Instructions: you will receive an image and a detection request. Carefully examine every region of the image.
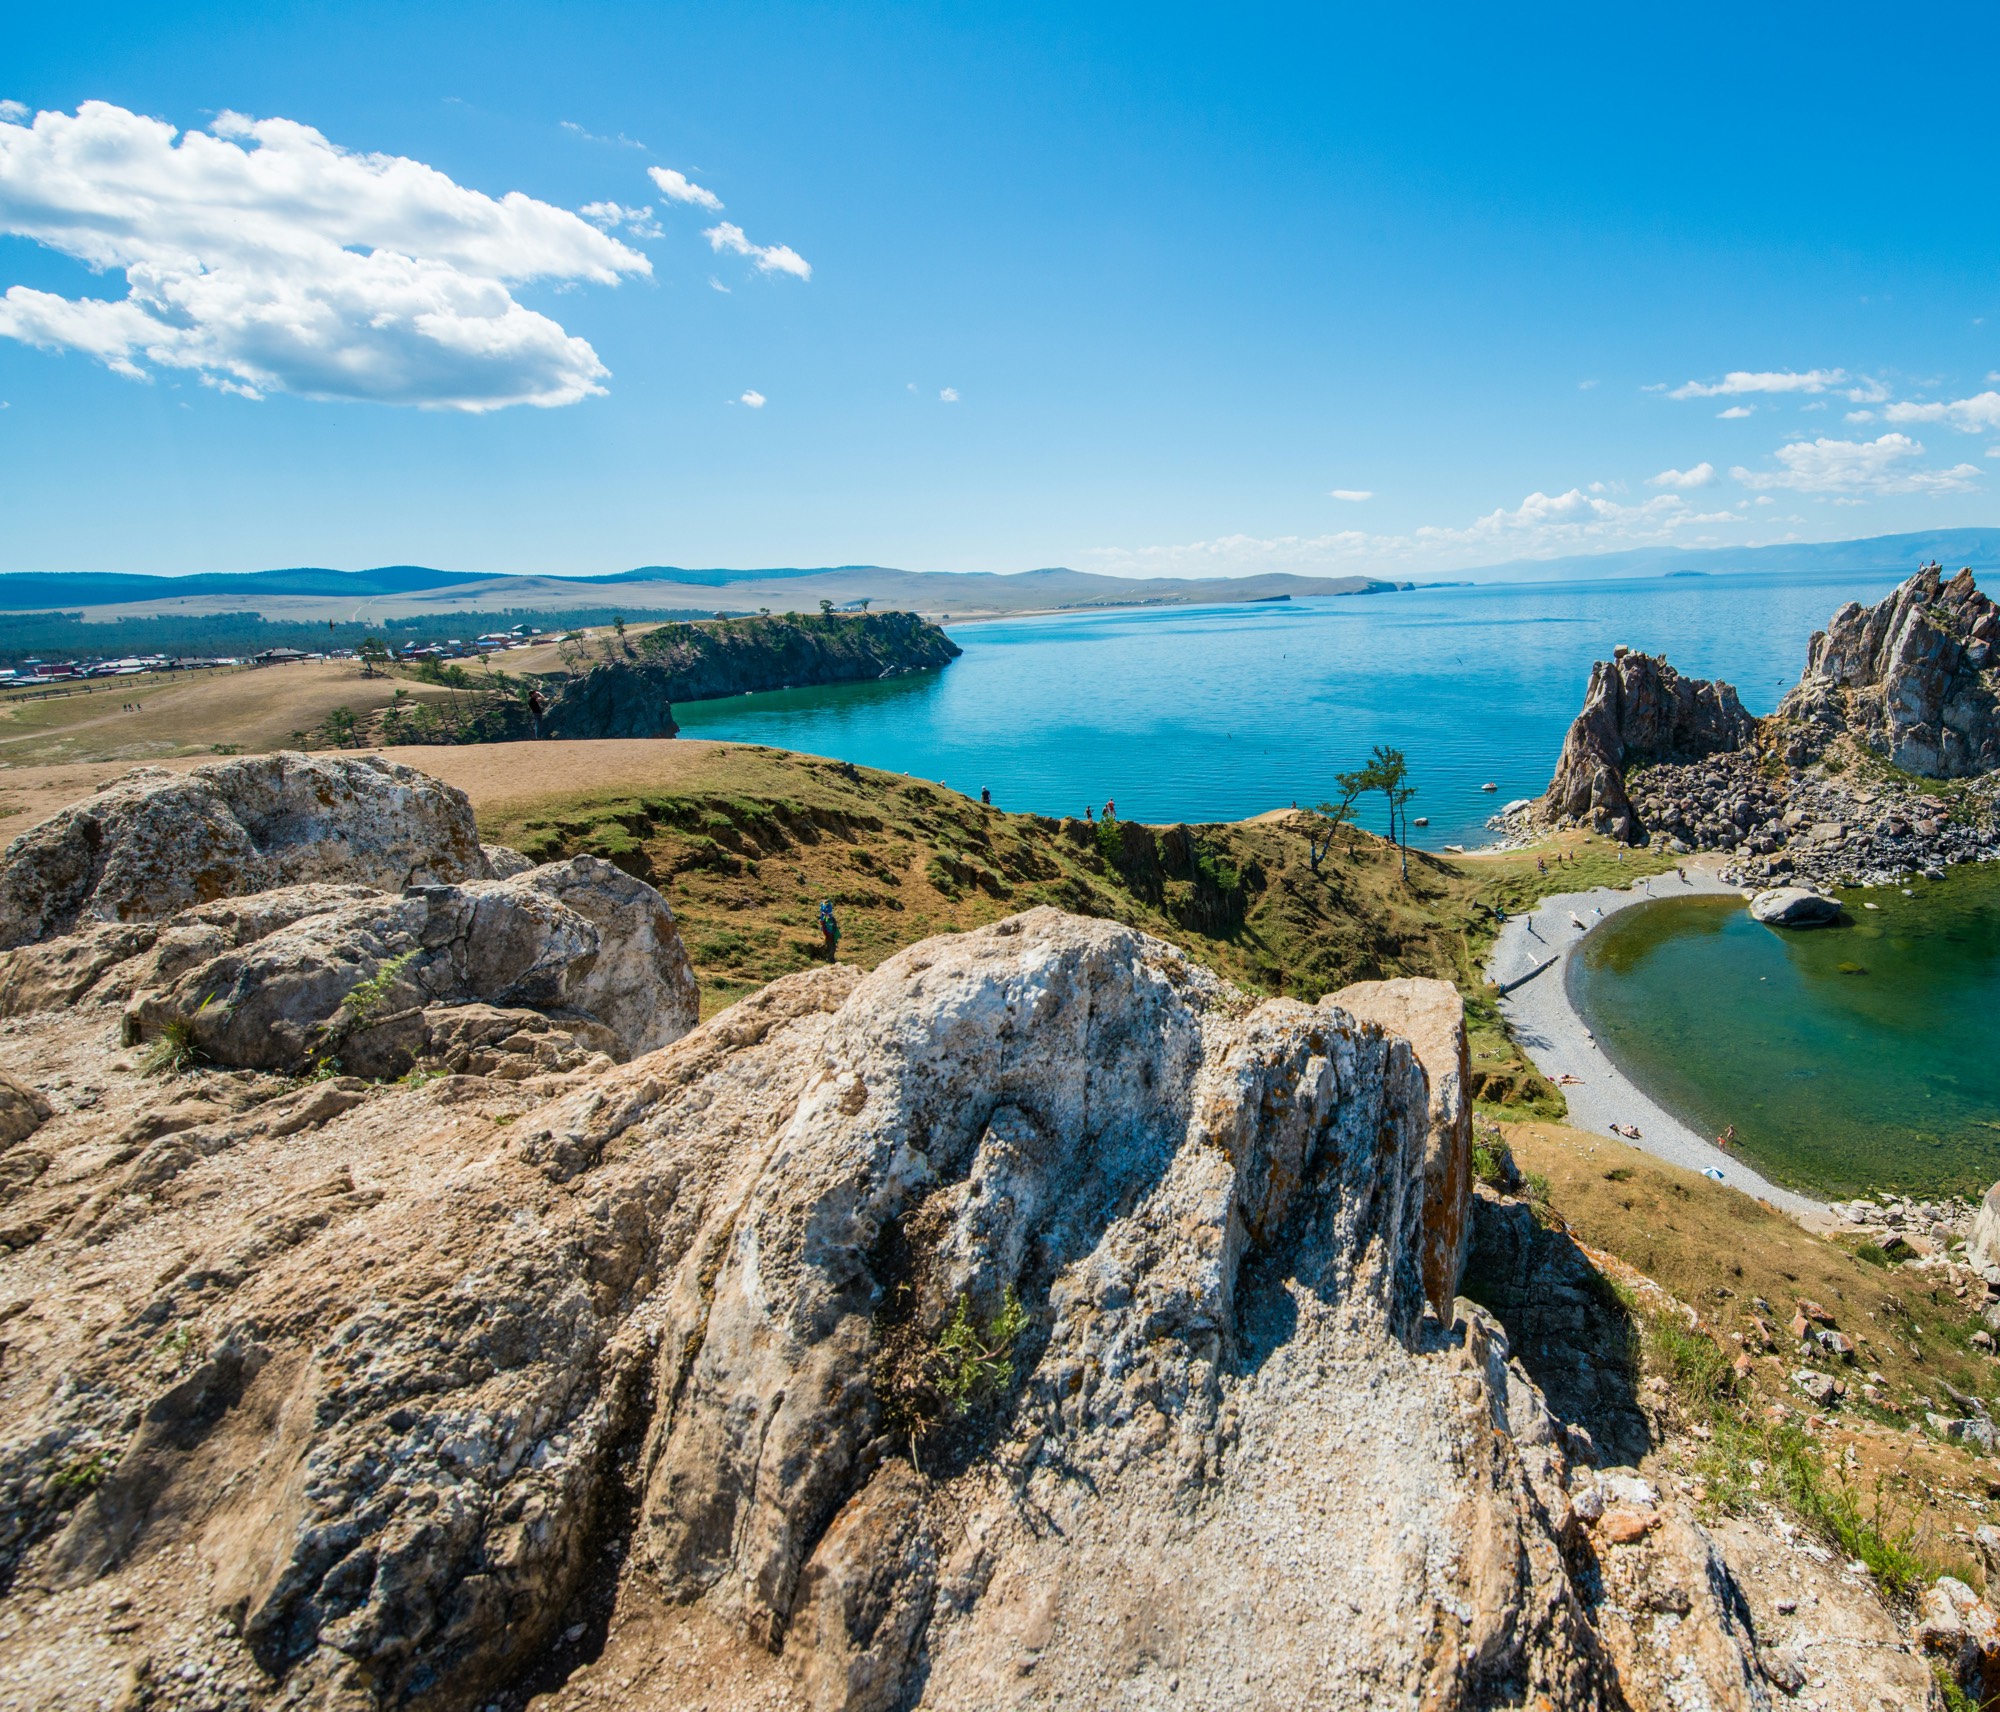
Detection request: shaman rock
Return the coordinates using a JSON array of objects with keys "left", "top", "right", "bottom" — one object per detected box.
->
[
  {"left": 1540, "top": 650, "right": 1757, "bottom": 842},
  {"left": 0, "top": 752, "right": 488, "bottom": 949}
]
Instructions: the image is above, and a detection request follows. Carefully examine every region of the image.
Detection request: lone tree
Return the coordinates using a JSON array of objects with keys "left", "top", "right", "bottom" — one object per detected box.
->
[
  {"left": 856, "top": 597, "right": 872, "bottom": 611},
  {"left": 1304, "top": 767, "right": 1370, "bottom": 873},
  {"left": 819, "top": 597, "right": 836, "bottom": 616},
  {"left": 357, "top": 636, "right": 389, "bottom": 678},
  {"left": 1366, "top": 744, "right": 1417, "bottom": 879}
]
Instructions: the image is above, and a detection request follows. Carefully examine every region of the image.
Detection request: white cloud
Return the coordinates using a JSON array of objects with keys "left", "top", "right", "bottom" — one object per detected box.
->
[
  {"left": 0, "top": 102, "right": 25, "bottom": 124},
  {"left": 0, "top": 101, "right": 648, "bottom": 409},
  {"left": 580, "top": 200, "right": 661, "bottom": 240},
  {"left": 738, "top": 389, "right": 765, "bottom": 408},
  {"left": 647, "top": 166, "right": 723, "bottom": 212},
  {"left": 939, "top": 386, "right": 959, "bottom": 402},
  {"left": 1087, "top": 486, "right": 1743, "bottom": 576},
  {"left": 704, "top": 220, "right": 810, "bottom": 280},
  {"left": 1646, "top": 461, "right": 1715, "bottom": 490},
  {"left": 1879, "top": 390, "right": 2000, "bottom": 434},
  {"left": 1755, "top": 494, "right": 1775, "bottom": 504},
  {"left": 1329, "top": 488, "right": 1372, "bottom": 501},
  {"left": 1669, "top": 368, "right": 1847, "bottom": 399},
  {"left": 1730, "top": 433, "right": 1982, "bottom": 496},
  {"left": 708, "top": 276, "right": 730, "bottom": 293},
  {"left": 1844, "top": 377, "right": 1890, "bottom": 404},
  {"left": 1578, "top": 378, "right": 1599, "bottom": 390},
  {"left": 1716, "top": 405, "right": 1754, "bottom": 419}
]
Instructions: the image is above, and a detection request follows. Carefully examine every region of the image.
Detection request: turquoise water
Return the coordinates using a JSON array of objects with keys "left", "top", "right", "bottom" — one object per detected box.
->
[
  {"left": 1569, "top": 871, "right": 2000, "bottom": 1198},
  {"left": 674, "top": 569, "right": 1908, "bottom": 845}
]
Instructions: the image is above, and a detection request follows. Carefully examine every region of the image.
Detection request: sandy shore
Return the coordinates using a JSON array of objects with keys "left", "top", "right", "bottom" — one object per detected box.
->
[{"left": 1487, "top": 863, "right": 1828, "bottom": 1220}]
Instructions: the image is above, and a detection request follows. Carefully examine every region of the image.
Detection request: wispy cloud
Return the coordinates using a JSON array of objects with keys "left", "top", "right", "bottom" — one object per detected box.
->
[
  {"left": 1730, "top": 433, "right": 1981, "bottom": 496},
  {"left": 939, "top": 386, "right": 959, "bottom": 402},
  {"left": 0, "top": 101, "right": 25, "bottom": 124},
  {"left": 647, "top": 166, "right": 723, "bottom": 212},
  {"left": 0, "top": 101, "right": 648, "bottom": 409},
  {"left": 1717, "top": 405, "right": 1754, "bottom": 419},
  {"left": 1669, "top": 368, "right": 1847, "bottom": 400},
  {"left": 737, "top": 389, "right": 765, "bottom": 408},
  {"left": 561, "top": 120, "right": 647, "bottom": 150},
  {"left": 1646, "top": 462, "right": 1715, "bottom": 490},
  {"left": 704, "top": 221, "right": 811, "bottom": 280},
  {"left": 1329, "top": 488, "right": 1373, "bottom": 502}
]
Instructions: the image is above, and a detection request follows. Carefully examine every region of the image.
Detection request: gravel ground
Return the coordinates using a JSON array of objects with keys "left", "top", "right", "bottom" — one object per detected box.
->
[{"left": 1487, "top": 863, "right": 1828, "bottom": 1220}]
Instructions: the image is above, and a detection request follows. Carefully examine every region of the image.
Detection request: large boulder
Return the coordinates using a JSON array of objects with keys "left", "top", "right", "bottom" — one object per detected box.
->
[
  {"left": 1748, "top": 886, "right": 1842, "bottom": 928},
  {"left": 121, "top": 855, "right": 698, "bottom": 1075},
  {"left": 1775, "top": 563, "right": 2000, "bottom": 776},
  {"left": 1325, "top": 976, "right": 1472, "bottom": 1316},
  {"left": 0, "top": 753, "right": 488, "bottom": 949}
]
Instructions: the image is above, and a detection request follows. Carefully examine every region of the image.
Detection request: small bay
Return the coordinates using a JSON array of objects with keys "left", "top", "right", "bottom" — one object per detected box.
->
[{"left": 1568, "top": 869, "right": 2000, "bottom": 1197}]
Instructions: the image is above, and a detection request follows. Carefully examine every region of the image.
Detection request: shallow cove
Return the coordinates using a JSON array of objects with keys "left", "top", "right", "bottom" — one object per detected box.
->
[{"left": 1568, "top": 865, "right": 2000, "bottom": 1198}]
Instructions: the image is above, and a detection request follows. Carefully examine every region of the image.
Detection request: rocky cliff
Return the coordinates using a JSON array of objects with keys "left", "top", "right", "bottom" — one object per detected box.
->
[
  {"left": 1772, "top": 560, "right": 2000, "bottom": 776},
  {"left": 1537, "top": 648, "right": 1757, "bottom": 842},
  {"left": 1532, "top": 565, "right": 2000, "bottom": 881},
  {"left": 633, "top": 609, "right": 960, "bottom": 700},
  {"left": 0, "top": 757, "right": 1877, "bottom": 1708}
]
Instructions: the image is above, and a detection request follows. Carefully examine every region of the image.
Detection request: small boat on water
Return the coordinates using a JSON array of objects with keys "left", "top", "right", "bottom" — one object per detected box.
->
[
  {"left": 1480, "top": 782, "right": 1498, "bottom": 792},
  {"left": 1412, "top": 816, "right": 1429, "bottom": 826}
]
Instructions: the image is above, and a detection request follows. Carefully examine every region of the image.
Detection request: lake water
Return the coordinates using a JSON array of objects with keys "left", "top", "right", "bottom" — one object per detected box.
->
[
  {"left": 674, "top": 569, "right": 1909, "bottom": 844},
  {"left": 1568, "top": 871, "right": 2000, "bottom": 1198}
]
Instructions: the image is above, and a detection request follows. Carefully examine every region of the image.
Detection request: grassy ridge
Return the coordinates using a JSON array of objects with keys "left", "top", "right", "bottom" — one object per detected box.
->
[{"left": 473, "top": 741, "right": 1655, "bottom": 1114}]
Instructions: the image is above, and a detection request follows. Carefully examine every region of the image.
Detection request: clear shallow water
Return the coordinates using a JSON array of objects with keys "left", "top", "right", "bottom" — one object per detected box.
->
[
  {"left": 1569, "top": 870, "right": 2000, "bottom": 1198},
  {"left": 674, "top": 569, "right": 1908, "bottom": 845}
]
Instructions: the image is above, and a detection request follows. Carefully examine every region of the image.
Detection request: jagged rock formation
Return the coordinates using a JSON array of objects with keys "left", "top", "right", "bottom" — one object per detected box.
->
[
  {"left": 633, "top": 609, "right": 960, "bottom": 699},
  {"left": 1774, "top": 561, "right": 2000, "bottom": 776},
  {"left": 0, "top": 870, "right": 1839, "bottom": 1711},
  {"left": 0, "top": 754, "right": 488, "bottom": 949},
  {"left": 1326, "top": 978, "right": 1471, "bottom": 1317},
  {"left": 1530, "top": 566, "right": 2000, "bottom": 877},
  {"left": 1539, "top": 648, "right": 1757, "bottom": 842}
]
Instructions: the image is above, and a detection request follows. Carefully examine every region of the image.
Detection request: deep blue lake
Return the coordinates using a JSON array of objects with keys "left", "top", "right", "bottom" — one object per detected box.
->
[{"left": 675, "top": 569, "right": 1910, "bottom": 844}]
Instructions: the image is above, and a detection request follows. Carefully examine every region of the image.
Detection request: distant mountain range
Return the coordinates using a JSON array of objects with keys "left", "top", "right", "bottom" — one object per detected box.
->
[
  {"left": 0, "top": 528, "right": 1992, "bottom": 620},
  {"left": 0, "top": 564, "right": 1408, "bottom": 620},
  {"left": 1455, "top": 528, "right": 2000, "bottom": 584}
]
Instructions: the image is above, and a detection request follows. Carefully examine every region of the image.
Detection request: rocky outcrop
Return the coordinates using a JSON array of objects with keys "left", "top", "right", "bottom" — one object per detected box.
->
[
  {"left": 1326, "top": 977, "right": 1472, "bottom": 1316},
  {"left": 0, "top": 753, "right": 488, "bottom": 949},
  {"left": 1747, "top": 886, "right": 1841, "bottom": 928},
  {"left": 541, "top": 660, "right": 680, "bottom": 740},
  {"left": 0, "top": 901, "right": 1834, "bottom": 1711},
  {"left": 103, "top": 855, "right": 699, "bottom": 1076},
  {"left": 1774, "top": 561, "right": 2000, "bottom": 776},
  {"left": 1539, "top": 648, "right": 1757, "bottom": 842},
  {"left": 634, "top": 609, "right": 960, "bottom": 700},
  {"left": 1526, "top": 566, "right": 2000, "bottom": 878}
]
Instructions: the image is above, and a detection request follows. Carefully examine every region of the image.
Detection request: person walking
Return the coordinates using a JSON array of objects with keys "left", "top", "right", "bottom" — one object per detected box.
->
[{"left": 818, "top": 900, "right": 840, "bottom": 960}]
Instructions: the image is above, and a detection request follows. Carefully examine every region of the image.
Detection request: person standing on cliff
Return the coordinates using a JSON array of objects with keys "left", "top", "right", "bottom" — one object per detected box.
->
[
  {"left": 981, "top": 786, "right": 991, "bottom": 805},
  {"left": 528, "top": 687, "right": 547, "bottom": 738},
  {"left": 819, "top": 900, "right": 840, "bottom": 960}
]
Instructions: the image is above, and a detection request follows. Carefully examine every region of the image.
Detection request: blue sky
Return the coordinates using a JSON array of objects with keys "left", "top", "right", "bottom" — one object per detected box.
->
[{"left": 5, "top": 2, "right": 2000, "bottom": 579}]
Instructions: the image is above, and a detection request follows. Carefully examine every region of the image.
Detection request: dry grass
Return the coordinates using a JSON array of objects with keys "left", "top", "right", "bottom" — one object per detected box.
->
[{"left": 1506, "top": 1120, "right": 2000, "bottom": 1583}]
